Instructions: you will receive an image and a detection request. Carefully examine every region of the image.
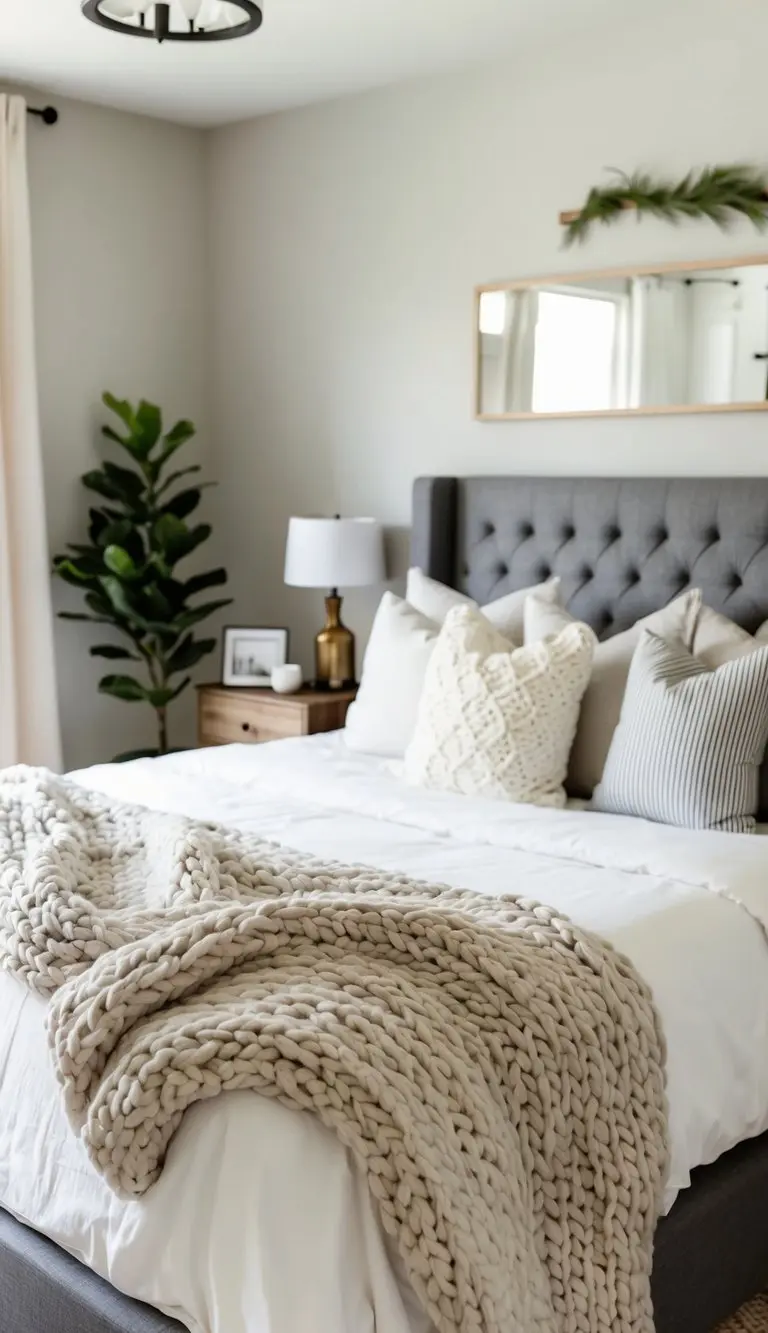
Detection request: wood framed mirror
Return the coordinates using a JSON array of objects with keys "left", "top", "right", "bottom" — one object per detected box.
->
[{"left": 475, "top": 253, "right": 768, "bottom": 421}]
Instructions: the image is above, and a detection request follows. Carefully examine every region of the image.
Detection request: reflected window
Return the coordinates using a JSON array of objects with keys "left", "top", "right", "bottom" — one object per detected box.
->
[
  {"left": 532, "top": 291, "right": 621, "bottom": 414},
  {"left": 479, "top": 291, "right": 506, "bottom": 336}
]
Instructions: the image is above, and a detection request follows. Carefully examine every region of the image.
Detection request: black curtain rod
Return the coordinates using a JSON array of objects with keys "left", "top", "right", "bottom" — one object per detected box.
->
[{"left": 27, "top": 105, "right": 59, "bottom": 126}]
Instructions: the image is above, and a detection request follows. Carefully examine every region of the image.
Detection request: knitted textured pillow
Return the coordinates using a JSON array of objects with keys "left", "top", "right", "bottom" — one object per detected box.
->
[
  {"left": 593, "top": 630, "right": 768, "bottom": 833},
  {"left": 404, "top": 604, "right": 596, "bottom": 807}
]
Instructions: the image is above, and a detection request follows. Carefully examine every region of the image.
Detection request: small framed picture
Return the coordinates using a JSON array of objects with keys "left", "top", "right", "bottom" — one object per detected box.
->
[{"left": 222, "top": 626, "right": 290, "bottom": 688}]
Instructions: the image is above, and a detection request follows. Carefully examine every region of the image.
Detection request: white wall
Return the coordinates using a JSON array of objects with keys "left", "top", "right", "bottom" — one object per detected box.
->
[
  {"left": 207, "top": 2, "right": 768, "bottom": 676},
  {"left": 23, "top": 93, "right": 210, "bottom": 769}
]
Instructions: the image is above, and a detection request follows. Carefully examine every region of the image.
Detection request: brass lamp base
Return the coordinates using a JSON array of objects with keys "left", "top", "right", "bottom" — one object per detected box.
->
[{"left": 315, "top": 593, "right": 356, "bottom": 690}]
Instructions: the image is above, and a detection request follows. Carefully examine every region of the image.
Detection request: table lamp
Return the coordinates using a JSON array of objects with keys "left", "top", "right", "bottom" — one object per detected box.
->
[{"left": 284, "top": 515, "right": 385, "bottom": 689}]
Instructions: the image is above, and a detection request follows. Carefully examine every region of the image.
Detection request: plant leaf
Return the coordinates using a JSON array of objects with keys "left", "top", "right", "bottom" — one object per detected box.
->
[
  {"left": 155, "top": 465, "right": 201, "bottom": 498},
  {"left": 152, "top": 516, "right": 212, "bottom": 566},
  {"left": 134, "top": 401, "right": 163, "bottom": 457},
  {"left": 173, "top": 598, "right": 233, "bottom": 632},
  {"left": 88, "top": 509, "right": 110, "bottom": 545},
  {"left": 146, "top": 676, "right": 192, "bottom": 708},
  {"left": 166, "top": 634, "right": 217, "bottom": 674},
  {"left": 149, "top": 420, "right": 196, "bottom": 480},
  {"left": 103, "top": 545, "right": 140, "bottom": 580},
  {"left": 164, "top": 419, "right": 196, "bottom": 449},
  {"left": 146, "top": 687, "right": 176, "bottom": 708},
  {"left": 162, "top": 488, "right": 202, "bottom": 521},
  {"left": 99, "top": 576, "right": 151, "bottom": 628},
  {"left": 102, "top": 461, "right": 146, "bottom": 502},
  {"left": 152, "top": 512, "right": 186, "bottom": 553},
  {"left": 171, "top": 523, "right": 213, "bottom": 563},
  {"left": 85, "top": 590, "right": 117, "bottom": 617},
  {"left": 99, "top": 674, "right": 149, "bottom": 702},
  {"left": 82, "top": 470, "right": 126, "bottom": 503},
  {"left": 140, "top": 585, "right": 173, "bottom": 621},
  {"left": 59, "top": 612, "right": 114, "bottom": 624},
  {"left": 170, "top": 675, "right": 192, "bottom": 701},
  {"left": 89, "top": 644, "right": 139, "bottom": 660},
  {"left": 102, "top": 392, "right": 137, "bottom": 432},
  {"left": 65, "top": 543, "right": 101, "bottom": 558},
  {"left": 53, "top": 558, "right": 101, "bottom": 586},
  {"left": 101, "top": 424, "right": 132, "bottom": 450},
  {"left": 183, "top": 568, "right": 228, "bottom": 597}
]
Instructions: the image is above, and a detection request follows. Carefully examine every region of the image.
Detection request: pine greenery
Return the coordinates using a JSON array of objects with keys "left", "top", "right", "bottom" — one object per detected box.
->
[
  {"left": 564, "top": 165, "right": 768, "bottom": 247},
  {"left": 53, "top": 393, "right": 231, "bottom": 760}
]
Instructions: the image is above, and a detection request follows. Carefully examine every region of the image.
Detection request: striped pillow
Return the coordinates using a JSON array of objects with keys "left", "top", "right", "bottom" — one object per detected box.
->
[{"left": 592, "top": 630, "right": 768, "bottom": 833}]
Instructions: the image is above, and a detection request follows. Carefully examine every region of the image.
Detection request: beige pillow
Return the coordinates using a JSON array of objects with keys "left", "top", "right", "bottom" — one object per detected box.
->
[
  {"left": 404, "top": 604, "right": 596, "bottom": 807},
  {"left": 524, "top": 589, "right": 702, "bottom": 798},
  {"left": 406, "top": 567, "right": 561, "bottom": 644},
  {"left": 692, "top": 604, "right": 768, "bottom": 667}
]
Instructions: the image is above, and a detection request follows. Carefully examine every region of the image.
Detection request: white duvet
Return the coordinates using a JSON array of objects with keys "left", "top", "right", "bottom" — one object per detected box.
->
[{"left": 3, "top": 733, "right": 768, "bottom": 1333}]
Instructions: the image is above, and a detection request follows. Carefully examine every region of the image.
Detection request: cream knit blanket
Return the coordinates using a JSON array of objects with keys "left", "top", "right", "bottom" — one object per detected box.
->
[{"left": 0, "top": 767, "right": 668, "bottom": 1333}]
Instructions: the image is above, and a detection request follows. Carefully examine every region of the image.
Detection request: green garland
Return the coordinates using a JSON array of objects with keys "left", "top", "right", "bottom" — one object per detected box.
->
[{"left": 564, "top": 165, "right": 768, "bottom": 247}]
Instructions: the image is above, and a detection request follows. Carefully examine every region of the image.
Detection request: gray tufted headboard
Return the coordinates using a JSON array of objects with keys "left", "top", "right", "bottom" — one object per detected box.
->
[{"left": 411, "top": 476, "right": 768, "bottom": 638}]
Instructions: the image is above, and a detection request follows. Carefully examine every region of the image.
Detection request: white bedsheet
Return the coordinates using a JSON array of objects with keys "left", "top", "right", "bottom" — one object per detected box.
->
[{"left": 3, "top": 733, "right": 768, "bottom": 1333}]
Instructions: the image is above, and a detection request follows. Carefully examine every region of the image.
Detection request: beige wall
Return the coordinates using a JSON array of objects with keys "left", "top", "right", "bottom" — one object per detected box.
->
[
  {"left": 24, "top": 94, "right": 210, "bottom": 769},
  {"left": 206, "top": 2, "right": 768, "bottom": 677}
]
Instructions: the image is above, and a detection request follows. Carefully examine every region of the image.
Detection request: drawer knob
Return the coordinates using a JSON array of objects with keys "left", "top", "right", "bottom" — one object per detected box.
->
[{"left": 242, "top": 722, "right": 257, "bottom": 735}]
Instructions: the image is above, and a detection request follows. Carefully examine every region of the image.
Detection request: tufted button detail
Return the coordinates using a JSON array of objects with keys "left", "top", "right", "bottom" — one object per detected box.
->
[
  {"left": 626, "top": 569, "right": 640, "bottom": 586},
  {"left": 656, "top": 527, "right": 669, "bottom": 544},
  {"left": 483, "top": 521, "right": 495, "bottom": 538},
  {"left": 707, "top": 527, "right": 720, "bottom": 544},
  {"left": 581, "top": 566, "right": 593, "bottom": 582},
  {"left": 678, "top": 570, "right": 689, "bottom": 585},
  {"left": 604, "top": 525, "right": 621, "bottom": 543},
  {"left": 496, "top": 562, "right": 508, "bottom": 579},
  {"left": 562, "top": 525, "right": 575, "bottom": 541},
  {"left": 731, "top": 572, "right": 743, "bottom": 589},
  {"left": 602, "top": 611, "right": 614, "bottom": 629},
  {"left": 538, "top": 564, "right": 551, "bottom": 581},
  {"left": 519, "top": 522, "right": 534, "bottom": 539}
]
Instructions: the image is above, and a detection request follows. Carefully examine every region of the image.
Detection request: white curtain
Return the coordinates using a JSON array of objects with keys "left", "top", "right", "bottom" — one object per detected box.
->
[
  {"left": 629, "top": 276, "right": 690, "bottom": 408},
  {"left": 499, "top": 289, "right": 538, "bottom": 412},
  {"left": 0, "top": 95, "right": 62, "bottom": 769}
]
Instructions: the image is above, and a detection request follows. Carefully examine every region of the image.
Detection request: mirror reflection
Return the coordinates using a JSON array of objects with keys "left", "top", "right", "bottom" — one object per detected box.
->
[{"left": 476, "top": 259, "right": 768, "bottom": 418}]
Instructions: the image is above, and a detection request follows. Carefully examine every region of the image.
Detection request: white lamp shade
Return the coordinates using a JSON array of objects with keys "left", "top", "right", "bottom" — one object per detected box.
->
[{"left": 285, "top": 517, "right": 385, "bottom": 590}]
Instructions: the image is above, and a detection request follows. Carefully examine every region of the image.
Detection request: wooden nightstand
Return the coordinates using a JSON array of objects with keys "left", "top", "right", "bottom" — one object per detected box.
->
[{"left": 197, "top": 684, "right": 357, "bottom": 748}]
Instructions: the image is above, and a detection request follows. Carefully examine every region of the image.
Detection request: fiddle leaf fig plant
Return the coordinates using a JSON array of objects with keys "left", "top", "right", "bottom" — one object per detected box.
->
[{"left": 53, "top": 393, "right": 231, "bottom": 760}]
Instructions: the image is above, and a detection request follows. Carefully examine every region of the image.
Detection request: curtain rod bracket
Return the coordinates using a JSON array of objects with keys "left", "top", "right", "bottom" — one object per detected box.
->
[{"left": 27, "top": 106, "right": 59, "bottom": 126}]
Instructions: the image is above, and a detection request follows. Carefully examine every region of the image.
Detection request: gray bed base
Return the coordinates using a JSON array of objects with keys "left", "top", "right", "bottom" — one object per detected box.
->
[
  {"left": 5, "top": 473, "right": 768, "bottom": 1332},
  {"left": 6, "top": 1130, "right": 768, "bottom": 1333}
]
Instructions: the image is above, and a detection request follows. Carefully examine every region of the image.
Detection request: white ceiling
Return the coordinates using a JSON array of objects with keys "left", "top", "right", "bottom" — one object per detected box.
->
[{"left": 3, "top": 0, "right": 669, "bottom": 129}]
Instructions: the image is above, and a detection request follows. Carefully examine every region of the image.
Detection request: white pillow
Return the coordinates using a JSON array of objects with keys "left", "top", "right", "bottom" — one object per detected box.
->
[
  {"left": 406, "top": 567, "right": 561, "bottom": 643},
  {"left": 344, "top": 593, "right": 438, "bottom": 757},
  {"left": 404, "top": 604, "right": 596, "bottom": 807},
  {"left": 524, "top": 588, "right": 702, "bottom": 798},
  {"left": 345, "top": 574, "right": 563, "bottom": 759}
]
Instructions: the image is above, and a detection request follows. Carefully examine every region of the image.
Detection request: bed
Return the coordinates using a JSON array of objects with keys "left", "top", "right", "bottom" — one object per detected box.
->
[{"left": 4, "top": 474, "right": 768, "bottom": 1333}]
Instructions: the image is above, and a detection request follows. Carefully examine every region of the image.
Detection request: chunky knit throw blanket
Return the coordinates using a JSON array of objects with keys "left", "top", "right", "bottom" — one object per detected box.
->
[{"left": 0, "top": 767, "right": 669, "bottom": 1333}]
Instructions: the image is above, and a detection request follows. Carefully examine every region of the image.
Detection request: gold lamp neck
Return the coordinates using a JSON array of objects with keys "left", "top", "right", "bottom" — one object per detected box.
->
[{"left": 315, "top": 592, "right": 354, "bottom": 689}]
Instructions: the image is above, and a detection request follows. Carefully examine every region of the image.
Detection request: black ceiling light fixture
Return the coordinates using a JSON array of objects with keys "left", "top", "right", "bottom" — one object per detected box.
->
[{"left": 81, "top": 0, "right": 262, "bottom": 43}]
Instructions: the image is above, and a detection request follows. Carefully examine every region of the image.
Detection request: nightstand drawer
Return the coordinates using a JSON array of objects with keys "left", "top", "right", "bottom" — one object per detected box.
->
[
  {"left": 197, "top": 685, "right": 356, "bottom": 748},
  {"left": 198, "top": 691, "right": 303, "bottom": 746}
]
